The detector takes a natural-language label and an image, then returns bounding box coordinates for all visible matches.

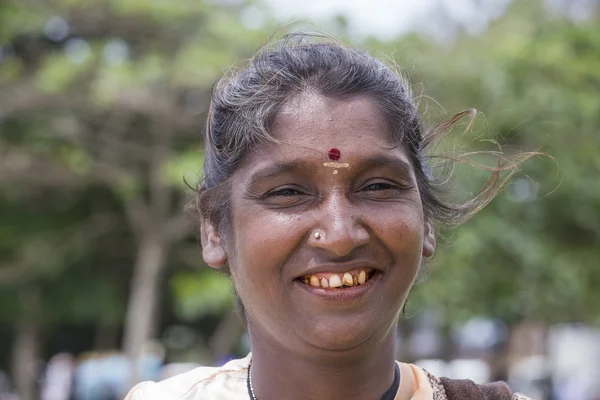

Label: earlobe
[200,218,228,269]
[422,222,436,258]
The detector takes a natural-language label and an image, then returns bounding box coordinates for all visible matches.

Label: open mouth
[298,268,378,289]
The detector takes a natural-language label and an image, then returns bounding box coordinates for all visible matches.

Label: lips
[299,268,377,289]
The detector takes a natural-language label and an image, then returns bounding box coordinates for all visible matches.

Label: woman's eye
[262,186,311,208]
[364,182,396,191]
[268,187,303,197]
[359,181,407,199]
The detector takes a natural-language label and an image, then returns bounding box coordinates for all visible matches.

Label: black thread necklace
[247,361,401,400]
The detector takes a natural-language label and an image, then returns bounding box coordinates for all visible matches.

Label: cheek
[376,208,424,261]
[227,210,309,330]
[228,210,306,289]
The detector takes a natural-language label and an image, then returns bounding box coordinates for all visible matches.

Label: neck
[249,330,398,400]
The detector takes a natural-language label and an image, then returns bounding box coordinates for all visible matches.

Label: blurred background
[0,0,599,399]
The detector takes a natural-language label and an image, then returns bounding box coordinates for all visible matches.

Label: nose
[308,192,370,257]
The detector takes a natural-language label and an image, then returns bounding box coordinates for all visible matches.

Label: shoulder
[124,355,250,400]
[422,369,533,400]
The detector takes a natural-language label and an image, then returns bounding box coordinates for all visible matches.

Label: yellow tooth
[358,269,367,285]
[342,272,353,286]
[310,275,320,287]
[329,274,343,288]
[353,275,358,285]
[320,278,329,288]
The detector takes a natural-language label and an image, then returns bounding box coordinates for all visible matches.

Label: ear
[422,221,436,258]
[200,217,228,269]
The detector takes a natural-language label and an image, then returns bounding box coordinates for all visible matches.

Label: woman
[126,34,531,400]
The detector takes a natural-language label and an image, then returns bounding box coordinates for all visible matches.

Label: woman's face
[203,93,435,354]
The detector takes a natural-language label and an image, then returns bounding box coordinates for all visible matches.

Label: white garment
[125,356,251,400]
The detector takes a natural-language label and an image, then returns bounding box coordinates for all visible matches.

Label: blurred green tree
[0,0,273,396]
[404,0,600,326]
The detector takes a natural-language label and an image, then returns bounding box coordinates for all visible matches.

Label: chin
[299,314,392,353]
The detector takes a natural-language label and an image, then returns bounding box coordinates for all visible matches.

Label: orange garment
[396,363,434,400]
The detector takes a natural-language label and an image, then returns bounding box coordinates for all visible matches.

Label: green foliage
[162,149,204,189]
[35,52,92,93]
[397,1,600,325]
[170,270,234,320]
[0,0,269,360]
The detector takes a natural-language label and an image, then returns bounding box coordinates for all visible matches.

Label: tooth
[329,274,343,288]
[320,278,329,288]
[353,275,358,285]
[358,269,367,285]
[310,275,320,287]
[303,277,309,284]
[342,272,353,286]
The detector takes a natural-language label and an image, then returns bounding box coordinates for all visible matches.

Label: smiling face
[202,93,435,355]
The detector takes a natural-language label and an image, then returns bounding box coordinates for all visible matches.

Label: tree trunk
[208,309,244,364]
[122,234,167,388]
[94,323,120,351]
[12,286,41,400]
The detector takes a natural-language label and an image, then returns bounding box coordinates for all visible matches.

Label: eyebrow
[247,154,414,186]
[247,159,316,187]
[357,154,414,178]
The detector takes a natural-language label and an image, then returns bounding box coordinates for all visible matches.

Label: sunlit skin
[201,93,436,400]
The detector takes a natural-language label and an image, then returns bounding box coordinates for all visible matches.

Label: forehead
[270,92,394,150]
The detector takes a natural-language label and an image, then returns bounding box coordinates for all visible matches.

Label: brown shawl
[440,377,518,400]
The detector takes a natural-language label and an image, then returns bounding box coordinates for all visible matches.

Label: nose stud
[313,231,322,240]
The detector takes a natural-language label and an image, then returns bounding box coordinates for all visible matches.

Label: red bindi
[328,148,341,161]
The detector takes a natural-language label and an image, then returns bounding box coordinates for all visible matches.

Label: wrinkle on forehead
[274,92,391,145]
[233,92,411,176]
